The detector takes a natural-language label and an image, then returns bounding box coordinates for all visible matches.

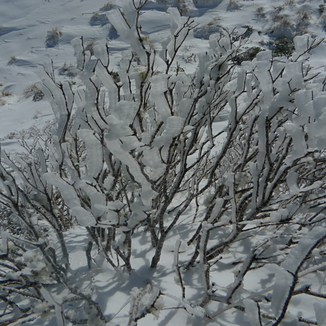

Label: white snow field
[1,0,326,325]
[2,0,326,150]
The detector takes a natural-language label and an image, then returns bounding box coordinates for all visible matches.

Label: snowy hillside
[1,1,326,325]
[1,0,326,149]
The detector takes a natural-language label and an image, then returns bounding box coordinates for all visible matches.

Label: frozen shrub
[227,0,241,11]
[274,4,285,13]
[286,0,296,6]
[270,16,295,38]
[0,88,12,106]
[272,13,287,23]
[45,27,62,48]
[7,56,17,65]
[271,36,295,57]
[23,83,44,101]
[240,25,254,38]
[58,62,77,77]
[255,6,266,20]
[193,0,223,7]
[193,18,224,39]
[3,131,19,140]
[0,90,12,97]
[233,46,263,64]
[296,8,311,27]
[89,12,109,26]
[176,0,190,15]
[1,4,326,326]
[182,51,196,63]
[99,2,115,11]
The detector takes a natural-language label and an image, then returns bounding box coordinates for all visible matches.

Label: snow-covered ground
[1,1,326,325]
[2,0,325,151]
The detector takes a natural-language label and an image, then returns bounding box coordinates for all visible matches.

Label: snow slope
[1,0,325,146]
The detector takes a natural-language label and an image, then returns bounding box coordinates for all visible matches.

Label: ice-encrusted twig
[174,239,186,298]
[128,280,161,326]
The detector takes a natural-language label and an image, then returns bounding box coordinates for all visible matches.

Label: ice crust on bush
[1,2,326,326]
[45,27,62,48]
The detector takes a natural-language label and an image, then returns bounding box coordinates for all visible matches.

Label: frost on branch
[1,2,326,325]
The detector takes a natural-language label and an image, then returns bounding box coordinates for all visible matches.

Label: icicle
[153,116,185,148]
[150,75,170,123]
[105,139,157,206]
[40,288,65,326]
[93,42,109,67]
[282,226,326,274]
[72,37,85,70]
[314,303,326,326]
[270,266,293,317]
[71,206,96,227]
[236,69,246,94]
[107,8,146,64]
[243,299,261,326]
